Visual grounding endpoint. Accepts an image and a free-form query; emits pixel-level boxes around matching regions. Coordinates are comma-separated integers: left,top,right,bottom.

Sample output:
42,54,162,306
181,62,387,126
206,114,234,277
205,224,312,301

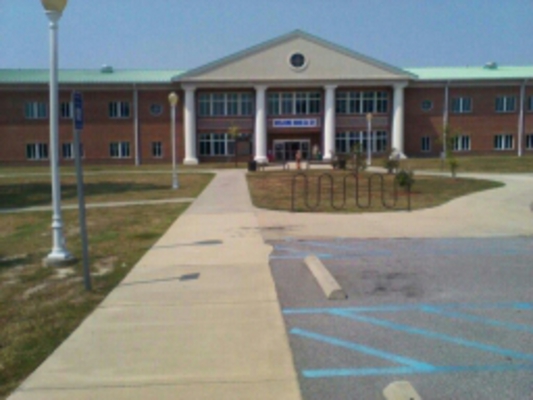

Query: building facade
1,31,532,166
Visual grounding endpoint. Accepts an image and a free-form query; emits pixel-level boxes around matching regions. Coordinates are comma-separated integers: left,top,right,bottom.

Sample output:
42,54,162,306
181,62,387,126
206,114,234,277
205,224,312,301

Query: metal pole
44,10,72,266
366,114,372,166
73,129,91,291
171,104,179,189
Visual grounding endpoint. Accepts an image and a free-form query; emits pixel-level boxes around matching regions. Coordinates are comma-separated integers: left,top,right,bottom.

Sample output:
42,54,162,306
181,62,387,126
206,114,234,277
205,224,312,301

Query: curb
304,255,347,300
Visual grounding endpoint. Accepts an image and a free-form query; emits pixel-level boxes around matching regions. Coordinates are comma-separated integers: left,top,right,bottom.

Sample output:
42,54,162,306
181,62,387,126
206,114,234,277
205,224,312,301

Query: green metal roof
406,65,533,81
0,69,185,84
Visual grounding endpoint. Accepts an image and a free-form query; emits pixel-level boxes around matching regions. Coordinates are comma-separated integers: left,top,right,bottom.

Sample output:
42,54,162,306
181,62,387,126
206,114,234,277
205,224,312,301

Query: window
62,142,84,159
267,92,322,115
335,131,388,154
451,97,472,113
527,96,533,112
495,96,516,113
452,135,471,151
494,134,514,150
109,101,130,118
289,53,306,69
25,102,47,119
60,102,73,119
26,143,48,160
197,93,254,117
199,133,235,156
421,136,431,152
335,91,388,114
152,142,162,158
421,100,433,112
526,134,533,149
150,104,163,116
109,142,130,158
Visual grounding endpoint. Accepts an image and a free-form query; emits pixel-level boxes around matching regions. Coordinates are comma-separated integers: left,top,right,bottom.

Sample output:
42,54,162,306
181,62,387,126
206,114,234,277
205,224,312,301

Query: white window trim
152,141,163,158
109,142,131,158
525,134,533,150
335,91,389,115
421,136,431,152
198,133,236,156
197,93,254,117
451,97,472,114
109,101,131,119
25,102,47,119
494,134,514,151
452,135,471,152
495,95,517,113
26,143,49,160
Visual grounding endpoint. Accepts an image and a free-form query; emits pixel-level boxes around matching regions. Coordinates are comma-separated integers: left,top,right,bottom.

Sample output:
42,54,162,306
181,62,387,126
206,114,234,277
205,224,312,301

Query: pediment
176,31,414,84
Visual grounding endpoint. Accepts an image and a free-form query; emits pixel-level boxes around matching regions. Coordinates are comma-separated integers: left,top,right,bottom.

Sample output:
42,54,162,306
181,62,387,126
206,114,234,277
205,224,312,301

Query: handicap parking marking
284,302,533,379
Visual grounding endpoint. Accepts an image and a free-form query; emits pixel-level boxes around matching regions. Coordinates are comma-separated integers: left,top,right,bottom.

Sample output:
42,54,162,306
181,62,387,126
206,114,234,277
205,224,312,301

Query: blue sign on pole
73,91,84,131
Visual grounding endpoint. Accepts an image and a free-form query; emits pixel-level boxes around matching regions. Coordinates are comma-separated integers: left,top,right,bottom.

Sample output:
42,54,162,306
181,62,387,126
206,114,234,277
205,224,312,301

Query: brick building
1,30,532,166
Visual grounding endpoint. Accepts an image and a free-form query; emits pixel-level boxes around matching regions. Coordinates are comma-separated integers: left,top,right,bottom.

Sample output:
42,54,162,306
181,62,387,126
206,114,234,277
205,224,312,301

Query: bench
257,161,289,171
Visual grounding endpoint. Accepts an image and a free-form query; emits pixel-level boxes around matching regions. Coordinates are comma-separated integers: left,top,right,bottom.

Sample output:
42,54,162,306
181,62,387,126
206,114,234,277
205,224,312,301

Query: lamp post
41,0,73,266
168,92,179,189
366,112,373,166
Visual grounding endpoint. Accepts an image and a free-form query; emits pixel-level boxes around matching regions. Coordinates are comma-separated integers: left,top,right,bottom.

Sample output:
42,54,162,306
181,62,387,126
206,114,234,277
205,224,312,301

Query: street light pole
41,0,73,267
366,112,373,166
168,92,179,189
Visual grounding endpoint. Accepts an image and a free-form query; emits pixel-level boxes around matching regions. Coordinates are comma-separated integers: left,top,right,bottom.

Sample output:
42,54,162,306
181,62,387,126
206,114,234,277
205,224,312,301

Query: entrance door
273,140,310,161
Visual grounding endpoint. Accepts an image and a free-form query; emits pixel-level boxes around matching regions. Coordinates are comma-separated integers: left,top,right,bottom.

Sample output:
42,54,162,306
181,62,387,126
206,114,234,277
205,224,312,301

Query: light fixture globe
366,112,373,122
41,0,68,12
168,92,179,106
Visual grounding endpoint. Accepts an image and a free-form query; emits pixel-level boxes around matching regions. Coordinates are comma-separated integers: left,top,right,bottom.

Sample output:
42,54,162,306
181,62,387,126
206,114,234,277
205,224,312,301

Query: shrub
395,169,415,189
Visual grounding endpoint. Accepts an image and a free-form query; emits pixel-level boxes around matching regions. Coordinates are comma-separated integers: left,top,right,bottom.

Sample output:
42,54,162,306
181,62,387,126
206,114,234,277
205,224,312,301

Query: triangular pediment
176,30,414,83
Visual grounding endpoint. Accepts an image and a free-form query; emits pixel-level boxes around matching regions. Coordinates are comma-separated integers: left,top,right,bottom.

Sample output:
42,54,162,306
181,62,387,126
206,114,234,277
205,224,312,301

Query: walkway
257,172,533,240
8,170,302,400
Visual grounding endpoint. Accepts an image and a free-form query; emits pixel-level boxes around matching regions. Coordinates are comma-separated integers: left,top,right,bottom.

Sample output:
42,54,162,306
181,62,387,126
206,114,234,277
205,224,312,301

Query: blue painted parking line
419,305,533,334
303,363,533,378
285,302,533,379
283,302,533,315
331,310,533,362
291,328,434,369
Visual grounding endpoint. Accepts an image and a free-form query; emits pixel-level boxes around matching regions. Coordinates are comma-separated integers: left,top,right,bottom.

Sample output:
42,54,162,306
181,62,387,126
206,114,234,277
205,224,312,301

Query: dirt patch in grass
247,170,503,213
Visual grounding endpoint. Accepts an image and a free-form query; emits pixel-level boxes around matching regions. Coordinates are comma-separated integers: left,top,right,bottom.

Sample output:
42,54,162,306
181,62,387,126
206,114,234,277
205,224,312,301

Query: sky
0,0,532,71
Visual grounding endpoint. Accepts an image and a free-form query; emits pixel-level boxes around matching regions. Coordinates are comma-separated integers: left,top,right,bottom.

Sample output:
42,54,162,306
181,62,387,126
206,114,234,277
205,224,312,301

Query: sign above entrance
272,118,319,128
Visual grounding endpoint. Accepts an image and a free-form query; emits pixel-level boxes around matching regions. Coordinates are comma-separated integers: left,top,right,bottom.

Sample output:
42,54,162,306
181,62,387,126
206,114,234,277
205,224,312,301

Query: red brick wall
405,85,532,157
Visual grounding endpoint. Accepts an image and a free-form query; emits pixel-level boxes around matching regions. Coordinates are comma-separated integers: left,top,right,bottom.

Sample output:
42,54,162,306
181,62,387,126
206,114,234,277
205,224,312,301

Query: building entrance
273,140,310,162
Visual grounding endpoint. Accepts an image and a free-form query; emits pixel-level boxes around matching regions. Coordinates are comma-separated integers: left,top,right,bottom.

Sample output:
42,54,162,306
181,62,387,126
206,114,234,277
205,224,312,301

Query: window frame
494,134,514,150
152,141,163,158
25,102,47,119
198,133,236,157
109,141,131,158
109,101,131,119
26,143,49,160
421,136,431,152
495,95,517,113
451,97,472,114
452,135,471,152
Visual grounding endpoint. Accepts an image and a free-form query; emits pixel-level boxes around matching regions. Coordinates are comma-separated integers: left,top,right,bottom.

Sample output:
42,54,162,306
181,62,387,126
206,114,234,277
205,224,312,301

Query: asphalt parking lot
269,237,533,400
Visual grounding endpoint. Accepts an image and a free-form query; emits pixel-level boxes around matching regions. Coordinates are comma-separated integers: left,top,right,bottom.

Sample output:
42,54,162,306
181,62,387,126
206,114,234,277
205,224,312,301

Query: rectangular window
495,96,516,113
374,131,388,152
198,133,235,156
362,92,375,113
152,142,162,158
268,93,280,116
281,93,293,114
453,135,471,151
109,101,130,118
336,92,347,114
376,92,389,113
25,102,47,119
527,96,533,112
26,143,48,160
226,93,239,116
309,92,321,114
109,142,130,158
335,131,370,154
421,136,431,152
348,92,360,114
212,94,225,116
198,93,211,116
451,97,472,113
60,102,73,119
241,93,253,115
494,134,514,150
295,92,307,114
62,142,84,159
526,134,533,149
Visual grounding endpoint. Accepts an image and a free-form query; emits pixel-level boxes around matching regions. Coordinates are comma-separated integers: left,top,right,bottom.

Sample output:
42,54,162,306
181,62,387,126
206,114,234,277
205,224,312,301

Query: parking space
269,237,533,399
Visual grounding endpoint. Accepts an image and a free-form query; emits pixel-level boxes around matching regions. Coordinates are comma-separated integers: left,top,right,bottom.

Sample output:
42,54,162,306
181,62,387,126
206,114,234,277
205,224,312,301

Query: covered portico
174,30,414,164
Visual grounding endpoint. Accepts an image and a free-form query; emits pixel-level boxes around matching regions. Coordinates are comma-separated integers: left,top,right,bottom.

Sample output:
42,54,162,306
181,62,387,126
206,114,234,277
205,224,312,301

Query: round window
150,104,163,116
421,100,433,112
289,53,306,69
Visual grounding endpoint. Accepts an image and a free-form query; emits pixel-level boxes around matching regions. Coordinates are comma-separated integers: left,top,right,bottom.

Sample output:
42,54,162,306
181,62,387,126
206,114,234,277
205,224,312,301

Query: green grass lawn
247,170,503,213
397,155,533,173
0,172,213,399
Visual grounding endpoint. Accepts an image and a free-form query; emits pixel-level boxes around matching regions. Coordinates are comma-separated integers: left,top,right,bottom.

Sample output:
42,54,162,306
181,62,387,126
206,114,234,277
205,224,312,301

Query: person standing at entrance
295,150,302,170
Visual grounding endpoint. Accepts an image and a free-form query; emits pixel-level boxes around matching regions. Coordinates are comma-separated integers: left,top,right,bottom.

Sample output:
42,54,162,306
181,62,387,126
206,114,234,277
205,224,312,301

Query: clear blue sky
1,0,531,70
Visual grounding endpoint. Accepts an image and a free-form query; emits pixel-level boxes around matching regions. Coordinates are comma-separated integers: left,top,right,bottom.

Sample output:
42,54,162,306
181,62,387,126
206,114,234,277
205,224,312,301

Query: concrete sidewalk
8,170,302,400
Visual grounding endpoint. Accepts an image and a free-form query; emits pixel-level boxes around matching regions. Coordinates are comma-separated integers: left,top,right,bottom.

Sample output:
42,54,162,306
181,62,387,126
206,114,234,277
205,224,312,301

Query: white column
183,85,198,165
323,85,337,161
254,85,268,163
392,82,408,155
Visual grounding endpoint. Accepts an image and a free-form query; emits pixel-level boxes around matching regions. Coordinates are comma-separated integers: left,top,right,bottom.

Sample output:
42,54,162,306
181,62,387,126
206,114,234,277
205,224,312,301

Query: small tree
440,124,460,178
227,123,240,168
349,143,366,173
383,148,400,174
